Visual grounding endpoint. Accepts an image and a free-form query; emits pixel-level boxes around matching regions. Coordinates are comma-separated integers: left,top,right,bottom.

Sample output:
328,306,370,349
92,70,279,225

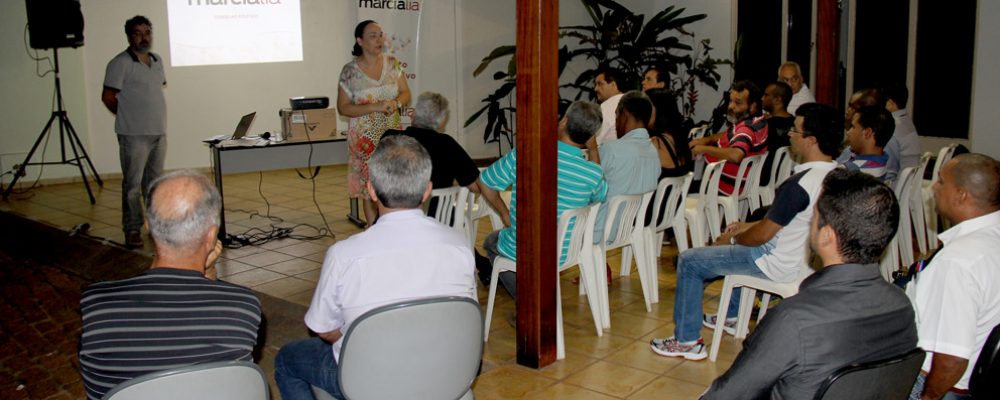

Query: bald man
79,171,261,400
778,61,815,115
910,154,1000,400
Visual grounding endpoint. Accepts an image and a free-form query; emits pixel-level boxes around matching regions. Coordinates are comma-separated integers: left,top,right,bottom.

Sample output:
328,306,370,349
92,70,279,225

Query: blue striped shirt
480,141,607,261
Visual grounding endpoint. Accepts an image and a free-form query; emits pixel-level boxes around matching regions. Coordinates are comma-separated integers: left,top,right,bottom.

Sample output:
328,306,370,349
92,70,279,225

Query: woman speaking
337,20,411,226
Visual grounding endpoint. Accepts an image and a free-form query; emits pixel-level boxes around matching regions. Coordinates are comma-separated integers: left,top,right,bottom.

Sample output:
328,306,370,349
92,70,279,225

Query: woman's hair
352,20,377,57
647,89,691,166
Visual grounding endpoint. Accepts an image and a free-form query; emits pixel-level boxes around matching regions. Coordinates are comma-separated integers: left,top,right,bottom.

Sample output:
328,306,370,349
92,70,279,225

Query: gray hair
564,100,603,145
411,92,449,130
778,61,803,78
145,170,221,250
368,135,432,208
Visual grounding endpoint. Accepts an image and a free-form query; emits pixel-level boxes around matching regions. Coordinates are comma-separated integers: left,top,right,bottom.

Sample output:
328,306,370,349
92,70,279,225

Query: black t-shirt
383,127,480,189
760,116,795,186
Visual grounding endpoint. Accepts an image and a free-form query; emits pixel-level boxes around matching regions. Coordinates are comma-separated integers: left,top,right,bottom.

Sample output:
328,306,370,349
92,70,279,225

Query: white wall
1,0,997,184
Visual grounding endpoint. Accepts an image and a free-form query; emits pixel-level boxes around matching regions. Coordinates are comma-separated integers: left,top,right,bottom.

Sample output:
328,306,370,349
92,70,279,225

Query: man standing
778,61,815,115
478,101,607,298
79,171,261,400
884,83,922,183
842,106,896,181
383,92,480,192
275,136,476,399
690,80,769,196
594,90,660,241
641,65,668,92
102,15,167,248
910,153,1000,400
651,103,841,360
702,169,917,399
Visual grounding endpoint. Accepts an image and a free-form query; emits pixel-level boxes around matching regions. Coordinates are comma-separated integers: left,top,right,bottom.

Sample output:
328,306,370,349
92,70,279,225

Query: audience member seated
642,65,687,136
589,66,627,156
702,169,917,399
79,170,262,400
383,91,480,192
690,80,769,196
594,90,661,242
274,136,476,400
884,83,922,183
647,88,692,179
760,81,795,187
650,103,842,360
478,101,607,298
842,106,896,181
778,61,815,115
909,153,1000,400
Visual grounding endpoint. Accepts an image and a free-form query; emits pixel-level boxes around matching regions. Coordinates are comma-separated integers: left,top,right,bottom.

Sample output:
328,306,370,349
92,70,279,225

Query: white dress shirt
787,84,815,115
596,93,624,145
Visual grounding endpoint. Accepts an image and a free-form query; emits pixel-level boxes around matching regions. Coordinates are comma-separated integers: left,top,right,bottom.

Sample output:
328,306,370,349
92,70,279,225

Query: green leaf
473,45,516,77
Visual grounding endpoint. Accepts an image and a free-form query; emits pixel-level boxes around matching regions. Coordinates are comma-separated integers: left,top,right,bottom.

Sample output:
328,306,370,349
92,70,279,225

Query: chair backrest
338,296,482,400
102,361,268,400
930,143,959,184
769,146,792,188
910,152,932,198
813,347,925,400
428,186,469,231
728,153,767,200
600,192,654,249
650,173,694,234
970,323,1000,399
557,204,597,271
688,125,709,140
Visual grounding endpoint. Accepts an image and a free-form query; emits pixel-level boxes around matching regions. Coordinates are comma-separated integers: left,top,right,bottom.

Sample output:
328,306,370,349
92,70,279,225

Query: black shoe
474,251,493,286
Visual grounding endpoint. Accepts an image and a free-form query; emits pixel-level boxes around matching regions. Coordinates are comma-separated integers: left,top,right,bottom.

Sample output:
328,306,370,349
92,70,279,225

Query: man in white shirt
587,67,626,163
910,153,1000,400
778,61,815,115
274,135,476,400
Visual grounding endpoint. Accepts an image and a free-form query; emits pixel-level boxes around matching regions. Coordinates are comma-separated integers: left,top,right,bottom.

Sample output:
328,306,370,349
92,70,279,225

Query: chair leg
674,216,690,253
483,264,504,342
593,248,611,329
631,242,653,313
910,197,927,255
710,277,734,362
648,231,664,304
577,249,604,337
736,287,756,340
620,246,632,277
556,279,565,360
757,293,771,322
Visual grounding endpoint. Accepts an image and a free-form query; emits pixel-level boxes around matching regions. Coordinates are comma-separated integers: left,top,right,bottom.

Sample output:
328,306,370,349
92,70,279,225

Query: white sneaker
650,336,708,360
702,314,737,336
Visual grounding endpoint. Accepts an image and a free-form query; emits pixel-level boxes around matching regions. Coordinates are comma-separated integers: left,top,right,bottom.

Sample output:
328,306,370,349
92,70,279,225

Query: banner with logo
357,1,423,125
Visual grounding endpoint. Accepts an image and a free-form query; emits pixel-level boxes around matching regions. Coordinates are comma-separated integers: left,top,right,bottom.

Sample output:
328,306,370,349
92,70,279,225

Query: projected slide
167,0,303,67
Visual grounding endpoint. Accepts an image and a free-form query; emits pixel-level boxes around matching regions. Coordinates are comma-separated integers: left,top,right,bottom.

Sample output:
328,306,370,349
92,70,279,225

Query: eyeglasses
789,128,808,137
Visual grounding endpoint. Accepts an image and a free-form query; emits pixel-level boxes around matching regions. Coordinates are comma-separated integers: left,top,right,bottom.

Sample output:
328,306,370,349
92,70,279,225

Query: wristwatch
729,235,737,245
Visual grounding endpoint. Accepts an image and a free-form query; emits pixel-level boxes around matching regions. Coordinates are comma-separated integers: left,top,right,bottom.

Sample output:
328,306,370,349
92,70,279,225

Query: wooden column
815,0,839,105
514,0,559,368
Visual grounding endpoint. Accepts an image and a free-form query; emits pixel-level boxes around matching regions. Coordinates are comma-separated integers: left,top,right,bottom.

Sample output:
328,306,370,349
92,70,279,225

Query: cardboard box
280,108,339,141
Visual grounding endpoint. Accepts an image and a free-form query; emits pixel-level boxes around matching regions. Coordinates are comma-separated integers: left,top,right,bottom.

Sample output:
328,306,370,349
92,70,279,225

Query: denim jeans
483,230,517,299
909,373,972,400
117,134,166,233
673,244,768,342
275,337,344,400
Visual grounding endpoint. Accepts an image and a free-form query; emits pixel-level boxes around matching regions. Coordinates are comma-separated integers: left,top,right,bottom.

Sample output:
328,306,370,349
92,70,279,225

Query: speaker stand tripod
2,48,103,204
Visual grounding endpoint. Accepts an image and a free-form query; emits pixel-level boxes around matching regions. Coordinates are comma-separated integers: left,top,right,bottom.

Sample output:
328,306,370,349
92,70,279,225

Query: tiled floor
1,166,746,399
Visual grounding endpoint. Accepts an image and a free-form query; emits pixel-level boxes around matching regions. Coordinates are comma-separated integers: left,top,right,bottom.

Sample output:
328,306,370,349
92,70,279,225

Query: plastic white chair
707,270,812,362
682,161,726,248
311,296,481,400
922,144,958,251
428,186,470,233
639,173,694,304
592,192,655,328
718,153,767,224
465,189,508,245
880,156,929,279
482,204,601,360
908,153,932,255
760,146,791,207
102,361,269,400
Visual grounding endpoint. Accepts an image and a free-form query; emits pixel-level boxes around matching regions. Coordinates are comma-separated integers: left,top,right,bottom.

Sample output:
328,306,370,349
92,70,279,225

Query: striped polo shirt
480,141,607,262
79,268,261,400
707,114,769,195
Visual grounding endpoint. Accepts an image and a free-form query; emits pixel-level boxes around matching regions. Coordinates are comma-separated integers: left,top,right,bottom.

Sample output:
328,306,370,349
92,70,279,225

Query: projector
290,96,330,110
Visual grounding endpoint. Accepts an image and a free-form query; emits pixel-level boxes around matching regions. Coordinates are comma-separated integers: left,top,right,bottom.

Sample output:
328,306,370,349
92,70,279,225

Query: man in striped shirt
691,80,769,195
478,100,608,298
79,171,261,400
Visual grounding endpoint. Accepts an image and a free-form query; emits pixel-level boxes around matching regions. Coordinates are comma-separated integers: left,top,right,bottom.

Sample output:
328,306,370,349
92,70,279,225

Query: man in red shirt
690,80,769,195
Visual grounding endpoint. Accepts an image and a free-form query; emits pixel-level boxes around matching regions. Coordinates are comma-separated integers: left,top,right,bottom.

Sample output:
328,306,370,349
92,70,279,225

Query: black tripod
2,48,103,203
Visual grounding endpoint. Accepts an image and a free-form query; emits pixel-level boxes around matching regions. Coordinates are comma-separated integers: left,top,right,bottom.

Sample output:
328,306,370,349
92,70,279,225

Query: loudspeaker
25,0,85,49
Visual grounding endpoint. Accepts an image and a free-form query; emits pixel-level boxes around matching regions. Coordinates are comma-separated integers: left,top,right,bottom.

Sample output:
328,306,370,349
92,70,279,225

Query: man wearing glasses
651,103,843,360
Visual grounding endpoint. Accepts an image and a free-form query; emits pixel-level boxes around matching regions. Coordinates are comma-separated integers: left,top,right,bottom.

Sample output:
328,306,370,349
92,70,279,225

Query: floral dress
339,55,402,198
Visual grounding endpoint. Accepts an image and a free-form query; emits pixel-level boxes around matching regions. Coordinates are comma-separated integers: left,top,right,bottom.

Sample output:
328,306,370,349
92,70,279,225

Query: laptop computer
231,112,256,139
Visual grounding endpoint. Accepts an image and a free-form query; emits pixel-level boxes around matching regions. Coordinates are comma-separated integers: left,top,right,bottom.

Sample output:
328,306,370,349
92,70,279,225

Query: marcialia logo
359,0,421,11
187,0,283,5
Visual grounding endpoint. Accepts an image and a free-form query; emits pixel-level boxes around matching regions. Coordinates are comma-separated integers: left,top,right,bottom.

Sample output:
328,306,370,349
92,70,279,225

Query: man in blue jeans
651,103,843,360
